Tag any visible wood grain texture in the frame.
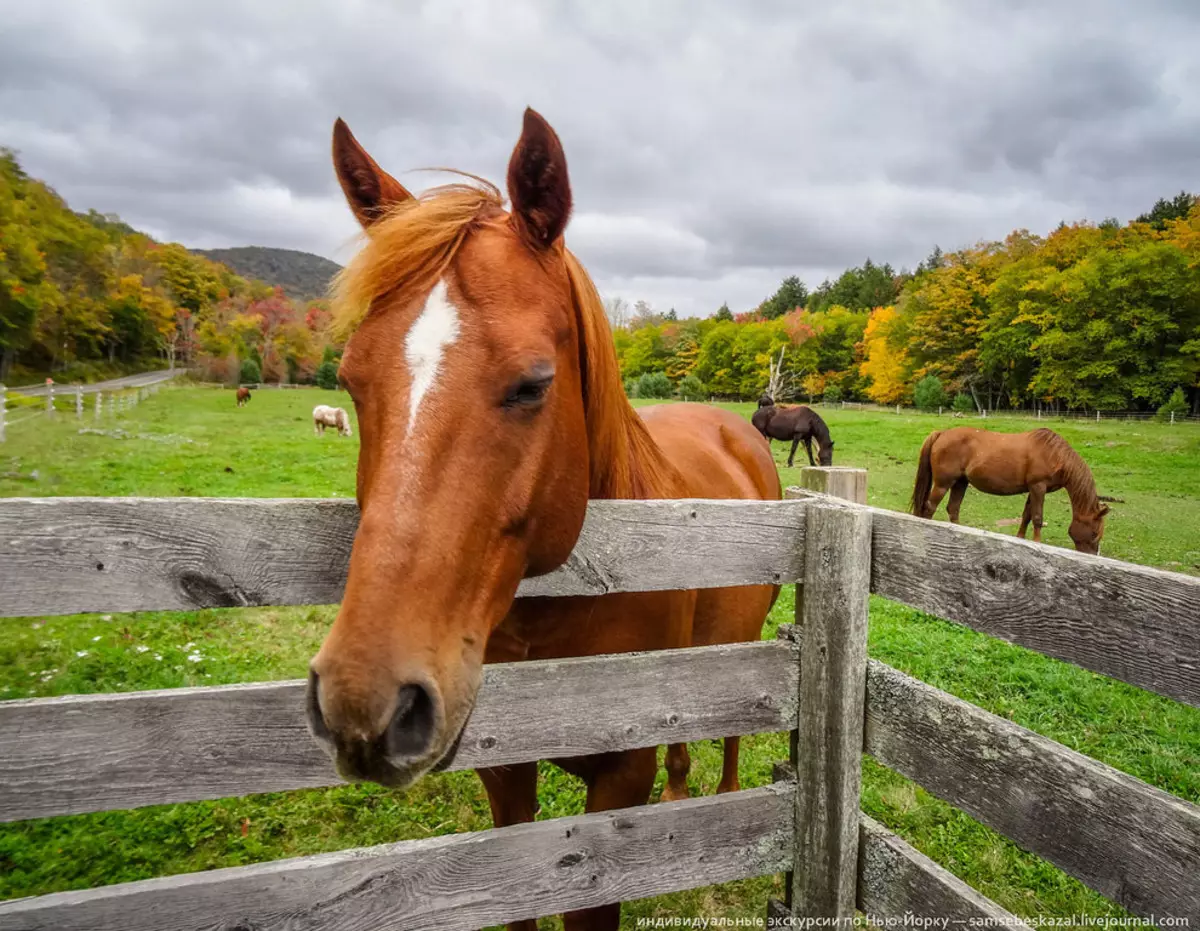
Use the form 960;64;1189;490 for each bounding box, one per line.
0;497;809;618
785;487;1200;708
789;503;873;919
798;467;867;504
0;782;794;931
865;661;1200;922
858;815;1031;928
0;640;798;822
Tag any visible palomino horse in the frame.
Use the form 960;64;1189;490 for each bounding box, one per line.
235;386;251;407
304;109;780;931
751;395;835;467
312;404;352;437
911;426;1109;553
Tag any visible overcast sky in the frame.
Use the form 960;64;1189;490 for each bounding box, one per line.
2;1;1197;318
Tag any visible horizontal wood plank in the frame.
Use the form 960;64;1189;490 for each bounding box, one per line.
0;640;797;822
865;660;1200;923
858;814;1031;928
0;497;807;618
0;782;794;931
786;488;1200;707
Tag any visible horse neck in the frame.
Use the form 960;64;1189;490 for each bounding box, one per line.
1057;447;1100;515
807;410;831;445
585;389;681;500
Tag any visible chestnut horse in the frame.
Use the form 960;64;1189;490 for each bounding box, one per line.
235;386;251;407
751;395;834;467
911;426;1109;553
304;110;780;931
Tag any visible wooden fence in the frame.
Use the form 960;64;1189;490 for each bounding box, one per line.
0;470;1197;929
1;370;179;443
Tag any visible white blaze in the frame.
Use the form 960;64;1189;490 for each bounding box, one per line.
404;278;460;433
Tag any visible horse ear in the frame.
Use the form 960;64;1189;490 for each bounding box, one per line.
1097;504;1110;518
506;107;572;250
332;118;413;228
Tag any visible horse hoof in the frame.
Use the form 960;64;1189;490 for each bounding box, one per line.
660;785;690;803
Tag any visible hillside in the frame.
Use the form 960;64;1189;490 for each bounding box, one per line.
194;246;342;301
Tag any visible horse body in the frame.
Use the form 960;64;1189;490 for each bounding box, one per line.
751;396;834;467
911;426;1109;553
304;110;779;930
235;386;251;407
312;404;352;437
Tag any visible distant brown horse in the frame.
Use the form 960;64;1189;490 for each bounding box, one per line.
235;386;251;407
303;110;780;930
911;427;1109;553
751;395;834;467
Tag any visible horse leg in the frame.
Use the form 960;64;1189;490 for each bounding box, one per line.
1029;484;1047;543
717;735;741;794
562;748;658;931
787;436;800;468
1017;496;1033;538
803;437;816;467
946;478;969;523
922;482;951;520
661;743;690;801
476;763;539;931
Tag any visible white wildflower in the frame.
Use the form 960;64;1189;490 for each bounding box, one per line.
135;645;150;654
75;650;89;658
187;652;202;663
92;635;102;642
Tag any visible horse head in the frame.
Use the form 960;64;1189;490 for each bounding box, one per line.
1068;504;1109;555
306;110;592;788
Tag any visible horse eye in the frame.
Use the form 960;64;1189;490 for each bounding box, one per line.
503;374;554;409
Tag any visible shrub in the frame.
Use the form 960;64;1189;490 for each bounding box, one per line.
823;385;844;404
951;392;975;413
635;371;673;399
913;375;947;411
1157;387;1189;421
315;361;340;390
239;359;261;385
623;377;638;398
322;345;340;365
678;374;706;402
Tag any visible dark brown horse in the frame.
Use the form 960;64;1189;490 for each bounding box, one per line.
751;395;834;467
235;386;251;407
304;109;780;931
911;426;1109;553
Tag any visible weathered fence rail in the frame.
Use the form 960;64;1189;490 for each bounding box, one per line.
1;477;1198;928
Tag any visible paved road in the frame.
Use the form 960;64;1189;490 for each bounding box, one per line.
5;369;182;397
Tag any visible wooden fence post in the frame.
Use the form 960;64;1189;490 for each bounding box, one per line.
798;466;868;505
45;379;54;416
95;392;102;421
771;467;871;925
75;386;83;418
0;385;5;443
789;500;871;919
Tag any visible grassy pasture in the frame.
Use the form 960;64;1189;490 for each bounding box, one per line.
1;385;1197;927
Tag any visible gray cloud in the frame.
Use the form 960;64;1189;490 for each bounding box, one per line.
1;0;1197;316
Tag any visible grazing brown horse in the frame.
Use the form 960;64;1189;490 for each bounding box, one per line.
235;386;251;407
911;426;1109;553
751;395;834;467
304;109;780;931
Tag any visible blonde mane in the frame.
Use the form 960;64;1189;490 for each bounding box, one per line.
329;181;681;501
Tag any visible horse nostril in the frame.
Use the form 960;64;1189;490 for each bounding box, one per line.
385;684;436;761
306;670;331;742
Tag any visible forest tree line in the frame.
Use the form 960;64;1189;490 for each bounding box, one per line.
0;149;339;387
614;192;1200;412
3;147;1197;411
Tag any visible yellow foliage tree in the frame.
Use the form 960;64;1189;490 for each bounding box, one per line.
858;306;910;403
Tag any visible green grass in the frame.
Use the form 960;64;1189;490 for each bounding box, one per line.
1;386;1198;928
